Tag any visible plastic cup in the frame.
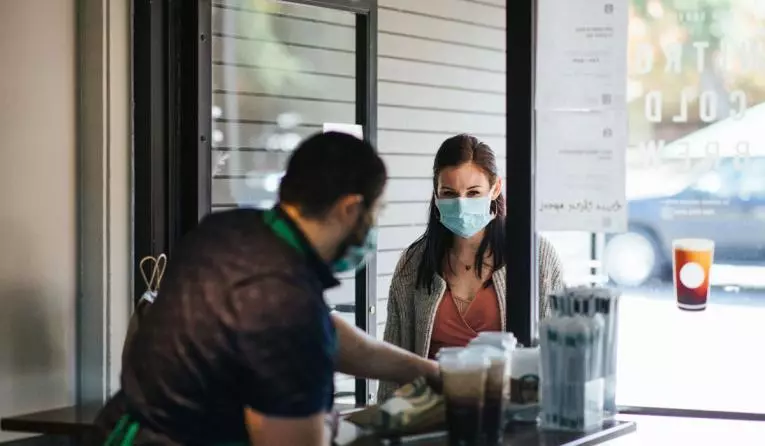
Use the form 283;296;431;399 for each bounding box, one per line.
466;345;508;446
440;350;489;446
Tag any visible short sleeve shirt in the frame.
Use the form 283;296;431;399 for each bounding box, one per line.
120;206;339;445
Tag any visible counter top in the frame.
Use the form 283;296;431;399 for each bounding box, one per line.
335;419;637;446
2;404;636;446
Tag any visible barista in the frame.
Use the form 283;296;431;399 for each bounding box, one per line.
106;132;438;446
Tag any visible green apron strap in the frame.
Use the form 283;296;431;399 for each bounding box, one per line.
263;208;306;256
103;415;128;446
103;414;140;446
121;422;140;446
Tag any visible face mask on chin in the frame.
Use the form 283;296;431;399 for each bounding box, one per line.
332;213;378;274
436;194;495;239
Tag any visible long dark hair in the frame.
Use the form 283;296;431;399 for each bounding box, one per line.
405;134;506;293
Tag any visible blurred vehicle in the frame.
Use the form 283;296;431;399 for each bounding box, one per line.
604;104;765;287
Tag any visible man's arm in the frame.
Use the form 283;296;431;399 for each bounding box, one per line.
244;408;330;446
332;313;439;387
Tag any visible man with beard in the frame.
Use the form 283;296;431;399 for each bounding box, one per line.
104;132;438;445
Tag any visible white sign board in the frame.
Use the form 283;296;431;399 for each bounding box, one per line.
534;0;629;232
535;110;628;233
323;123;364;140
535;0;628;111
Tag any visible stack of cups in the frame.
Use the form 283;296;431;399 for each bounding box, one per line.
469;332;517;426
465;345;508;446
436;332;515;446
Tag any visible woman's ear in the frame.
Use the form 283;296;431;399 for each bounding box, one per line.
491;177;503;200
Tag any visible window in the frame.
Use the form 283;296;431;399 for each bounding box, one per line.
542;0;765;415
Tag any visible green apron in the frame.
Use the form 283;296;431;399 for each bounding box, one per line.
103;209;304;446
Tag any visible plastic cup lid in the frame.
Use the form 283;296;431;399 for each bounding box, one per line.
465;344;506;360
476;331;517;340
435;346;465;358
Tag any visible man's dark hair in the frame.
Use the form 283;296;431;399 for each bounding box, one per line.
279;131;387;219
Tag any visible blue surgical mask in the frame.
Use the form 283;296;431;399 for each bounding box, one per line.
332;227;378;273
436;196;494;238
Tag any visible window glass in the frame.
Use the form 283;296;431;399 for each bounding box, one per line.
543;0;765;413
210;0;358;405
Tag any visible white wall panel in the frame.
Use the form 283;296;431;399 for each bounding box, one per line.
378;81;505;114
383;154;507;179
378;34;505;72
379;58;505;93
379;0;506;28
378;106;505;136
378;8;504;50
378;130;506;157
384;179;433;203
379;202;431;227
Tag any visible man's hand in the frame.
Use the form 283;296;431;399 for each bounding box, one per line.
425;365;442;394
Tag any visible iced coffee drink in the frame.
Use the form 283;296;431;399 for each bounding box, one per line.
469;331;516;419
439;349;489;446
467;345;508;446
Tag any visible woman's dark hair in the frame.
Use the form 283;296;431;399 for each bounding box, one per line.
406;134;506;293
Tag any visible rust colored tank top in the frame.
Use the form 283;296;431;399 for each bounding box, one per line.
428;284;502;359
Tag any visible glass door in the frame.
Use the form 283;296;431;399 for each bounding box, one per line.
208;0;377;407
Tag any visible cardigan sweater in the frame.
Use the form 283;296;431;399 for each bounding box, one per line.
377;236;565;401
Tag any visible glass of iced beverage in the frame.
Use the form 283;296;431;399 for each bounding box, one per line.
467;345;508;446
439;349;489;446
672;239;714;311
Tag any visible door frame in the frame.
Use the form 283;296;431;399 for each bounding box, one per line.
134;0;379;407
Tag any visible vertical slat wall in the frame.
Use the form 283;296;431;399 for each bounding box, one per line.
375;0;507;338
210;0;358;402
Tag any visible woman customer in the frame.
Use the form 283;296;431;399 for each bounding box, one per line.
378;134;565;401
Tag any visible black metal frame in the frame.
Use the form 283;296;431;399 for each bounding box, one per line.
505;0;536;349
133;0;214;294
134;0;378;408
509;0;765;423
353;2;379;405
133;0;169;302
166;0;213;255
